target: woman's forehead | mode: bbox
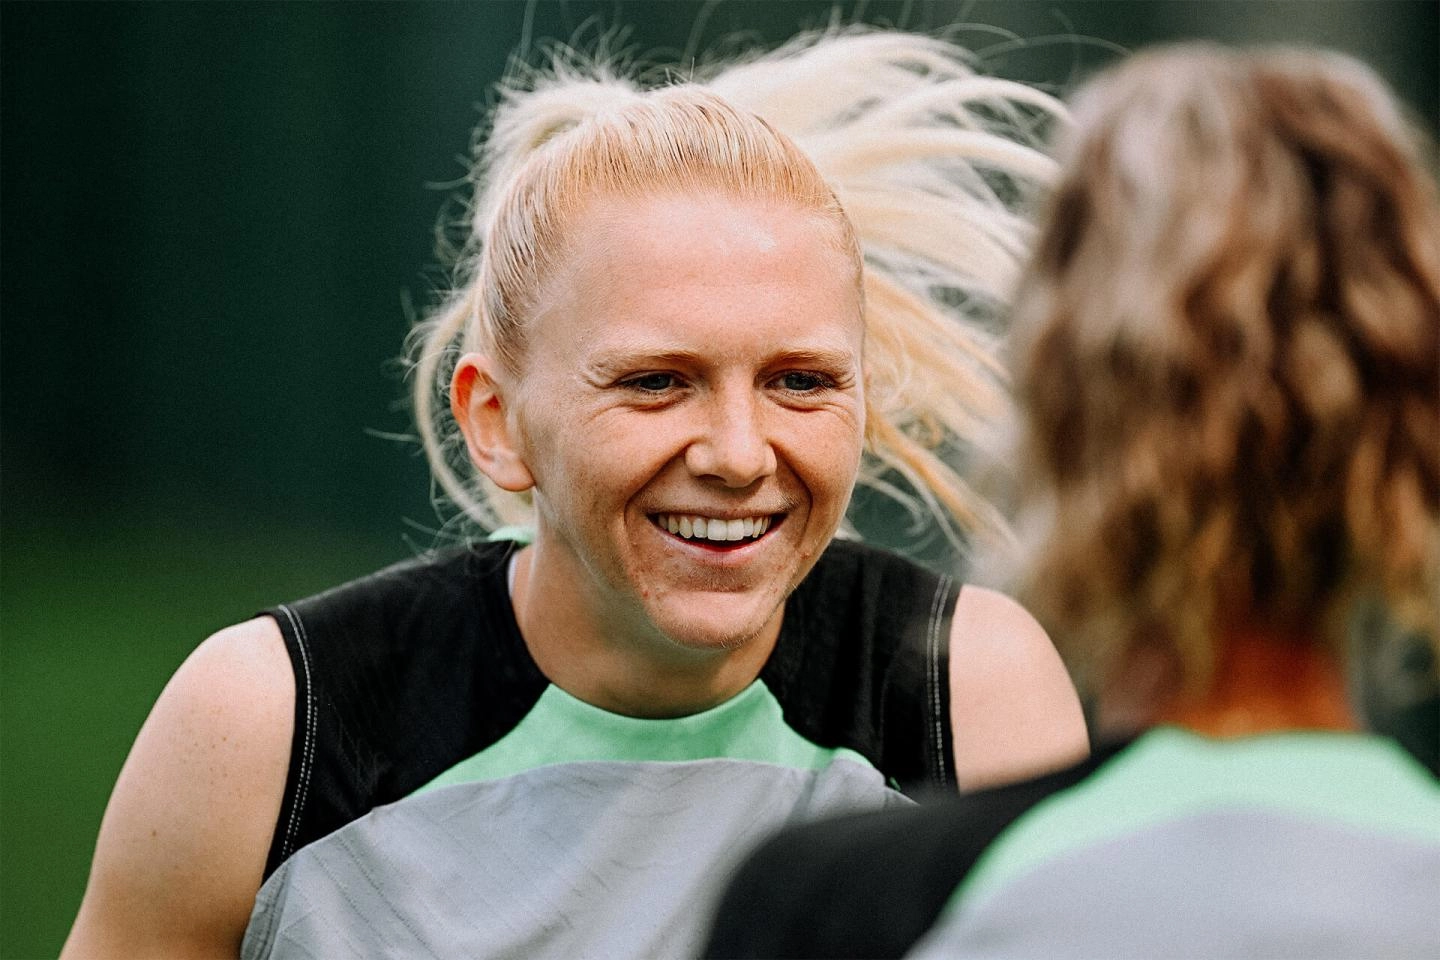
[578,189,851,261]
[535,189,857,305]
[522,190,863,360]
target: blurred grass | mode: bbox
[0,516,410,959]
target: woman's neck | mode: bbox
[508,545,779,719]
[1152,624,1357,737]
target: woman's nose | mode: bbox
[684,395,778,488]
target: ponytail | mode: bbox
[712,28,1064,551]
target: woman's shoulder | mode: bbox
[948,584,1091,790]
[257,538,547,876]
[64,617,294,957]
[793,540,1089,792]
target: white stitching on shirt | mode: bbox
[276,603,316,861]
[927,575,953,787]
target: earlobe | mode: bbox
[451,353,535,493]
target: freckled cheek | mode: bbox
[602,423,691,491]
[570,448,664,528]
[784,420,864,522]
[523,409,658,513]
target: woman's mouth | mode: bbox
[649,512,780,548]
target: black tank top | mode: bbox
[261,537,959,877]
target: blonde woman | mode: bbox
[64,29,1086,959]
[706,44,1440,959]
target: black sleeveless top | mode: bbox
[260,537,959,878]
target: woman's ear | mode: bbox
[451,353,535,493]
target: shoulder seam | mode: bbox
[927,574,954,788]
[275,603,317,863]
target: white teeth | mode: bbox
[654,513,774,543]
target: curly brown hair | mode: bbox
[1002,45,1440,700]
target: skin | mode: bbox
[62,617,291,959]
[947,585,1089,790]
[454,191,867,716]
[63,189,1088,958]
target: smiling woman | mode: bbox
[63,27,1088,960]
[453,190,865,698]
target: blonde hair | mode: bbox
[1001,45,1440,697]
[410,28,1065,546]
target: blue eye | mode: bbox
[778,372,828,392]
[626,373,677,392]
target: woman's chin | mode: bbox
[642,595,784,657]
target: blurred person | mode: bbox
[63,28,1088,960]
[705,43,1440,959]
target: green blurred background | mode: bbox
[2,1,1435,955]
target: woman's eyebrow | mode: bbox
[585,348,702,376]
[767,347,859,368]
[586,344,858,375]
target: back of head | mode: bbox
[411,28,1067,548]
[1004,44,1440,699]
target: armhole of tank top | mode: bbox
[928,575,960,790]
[262,603,316,878]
